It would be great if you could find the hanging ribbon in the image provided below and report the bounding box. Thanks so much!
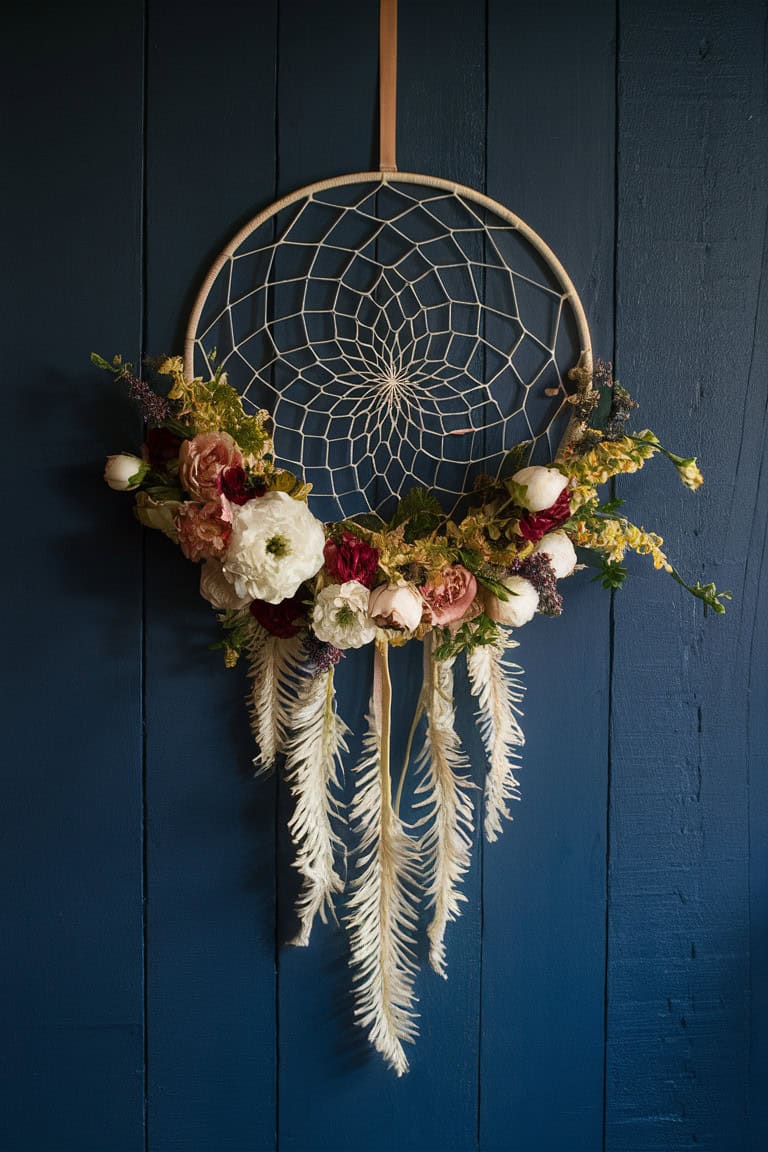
[379,0,398,172]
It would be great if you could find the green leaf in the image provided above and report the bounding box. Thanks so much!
[389,487,443,542]
[499,441,533,478]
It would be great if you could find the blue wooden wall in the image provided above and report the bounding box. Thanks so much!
[2,1,766,1149]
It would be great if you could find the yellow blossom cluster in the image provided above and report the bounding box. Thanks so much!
[559,432,659,488]
[571,516,672,572]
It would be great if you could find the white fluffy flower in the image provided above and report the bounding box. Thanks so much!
[484,576,539,627]
[312,581,376,649]
[533,530,577,579]
[511,465,569,512]
[199,559,252,610]
[222,490,325,604]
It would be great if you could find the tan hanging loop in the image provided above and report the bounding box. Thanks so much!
[379,0,398,172]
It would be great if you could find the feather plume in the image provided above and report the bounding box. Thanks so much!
[415,651,475,978]
[245,621,305,773]
[466,630,526,842]
[284,667,349,946]
[346,707,422,1077]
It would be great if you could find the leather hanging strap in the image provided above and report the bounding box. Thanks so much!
[379,0,398,172]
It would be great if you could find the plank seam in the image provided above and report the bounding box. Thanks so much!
[140,0,150,1148]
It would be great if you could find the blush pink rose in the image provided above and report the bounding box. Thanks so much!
[368,582,424,632]
[420,565,478,626]
[178,432,243,501]
[176,495,233,562]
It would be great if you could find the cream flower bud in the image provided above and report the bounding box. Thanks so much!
[199,559,252,610]
[134,492,181,541]
[533,530,578,579]
[511,465,569,512]
[104,453,148,491]
[484,576,539,627]
[368,582,424,632]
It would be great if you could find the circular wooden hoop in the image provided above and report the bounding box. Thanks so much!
[184,171,594,452]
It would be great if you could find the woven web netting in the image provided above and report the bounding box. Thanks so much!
[188,178,584,523]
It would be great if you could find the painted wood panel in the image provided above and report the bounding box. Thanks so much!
[0,2,146,1149]
[481,3,616,1149]
[143,4,279,1149]
[606,1,767,1148]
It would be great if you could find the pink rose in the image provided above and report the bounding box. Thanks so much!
[178,432,243,501]
[176,495,233,562]
[368,582,424,632]
[421,565,478,626]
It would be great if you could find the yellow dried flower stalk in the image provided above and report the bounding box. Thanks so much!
[571,516,672,573]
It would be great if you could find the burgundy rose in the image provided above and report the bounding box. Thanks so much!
[517,486,571,543]
[219,465,265,506]
[249,588,308,638]
[323,531,380,588]
[144,426,182,471]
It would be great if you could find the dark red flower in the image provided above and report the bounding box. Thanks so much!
[517,487,571,543]
[144,426,182,471]
[249,589,307,638]
[323,531,380,588]
[219,465,266,506]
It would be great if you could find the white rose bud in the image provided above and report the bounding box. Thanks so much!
[104,453,149,491]
[200,559,252,610]
[511,465,569,512]
[533,530,577,579]
[484,576,539,627]
[368,582,424,632]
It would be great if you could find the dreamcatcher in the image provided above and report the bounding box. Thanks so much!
[100,0,719,1077]
[182,0,593,1076]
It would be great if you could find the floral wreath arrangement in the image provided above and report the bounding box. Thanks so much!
[97,350,728,1075]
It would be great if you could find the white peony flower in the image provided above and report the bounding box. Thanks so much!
[104,453,148,491]
[368,582,424,633]
[199,559,252,610]
[221,490,325,604]
[533,530,577,579]
[312,581,377,649]
[511,465,569,512]
[484,575,539,627]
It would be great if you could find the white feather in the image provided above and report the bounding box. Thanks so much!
[346,709,421,1077]
[245,621,305,773]
[414,652,475,978]
[284,667,349,947]
[466,629,526,842]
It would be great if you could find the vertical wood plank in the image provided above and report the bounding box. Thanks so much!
[274,1,487,1147]
[143,3,278,1148]
[607,1,767,1148]
[481,3,616,1149]
[0,2,146,1149]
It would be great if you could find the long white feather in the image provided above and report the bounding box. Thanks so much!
[346,708,421,1077]
[245,621,305,773]
[285,667,349,947]
[466,629,526,842]
[414,652,475,978]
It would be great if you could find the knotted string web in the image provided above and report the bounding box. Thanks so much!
[186,175,588,523]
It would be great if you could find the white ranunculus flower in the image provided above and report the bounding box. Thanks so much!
[511,465,569,512]
[484,575,539,627]
[104,453,148,491]
[312,581,377,649]
[222,490,325,604]
[533,530,577,579]
[199,559,252,610]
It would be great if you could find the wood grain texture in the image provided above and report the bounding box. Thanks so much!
[143,3,279,1149]
[606,2,768,1148]
[481,3,616,1149]
[0,2,146,1149]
